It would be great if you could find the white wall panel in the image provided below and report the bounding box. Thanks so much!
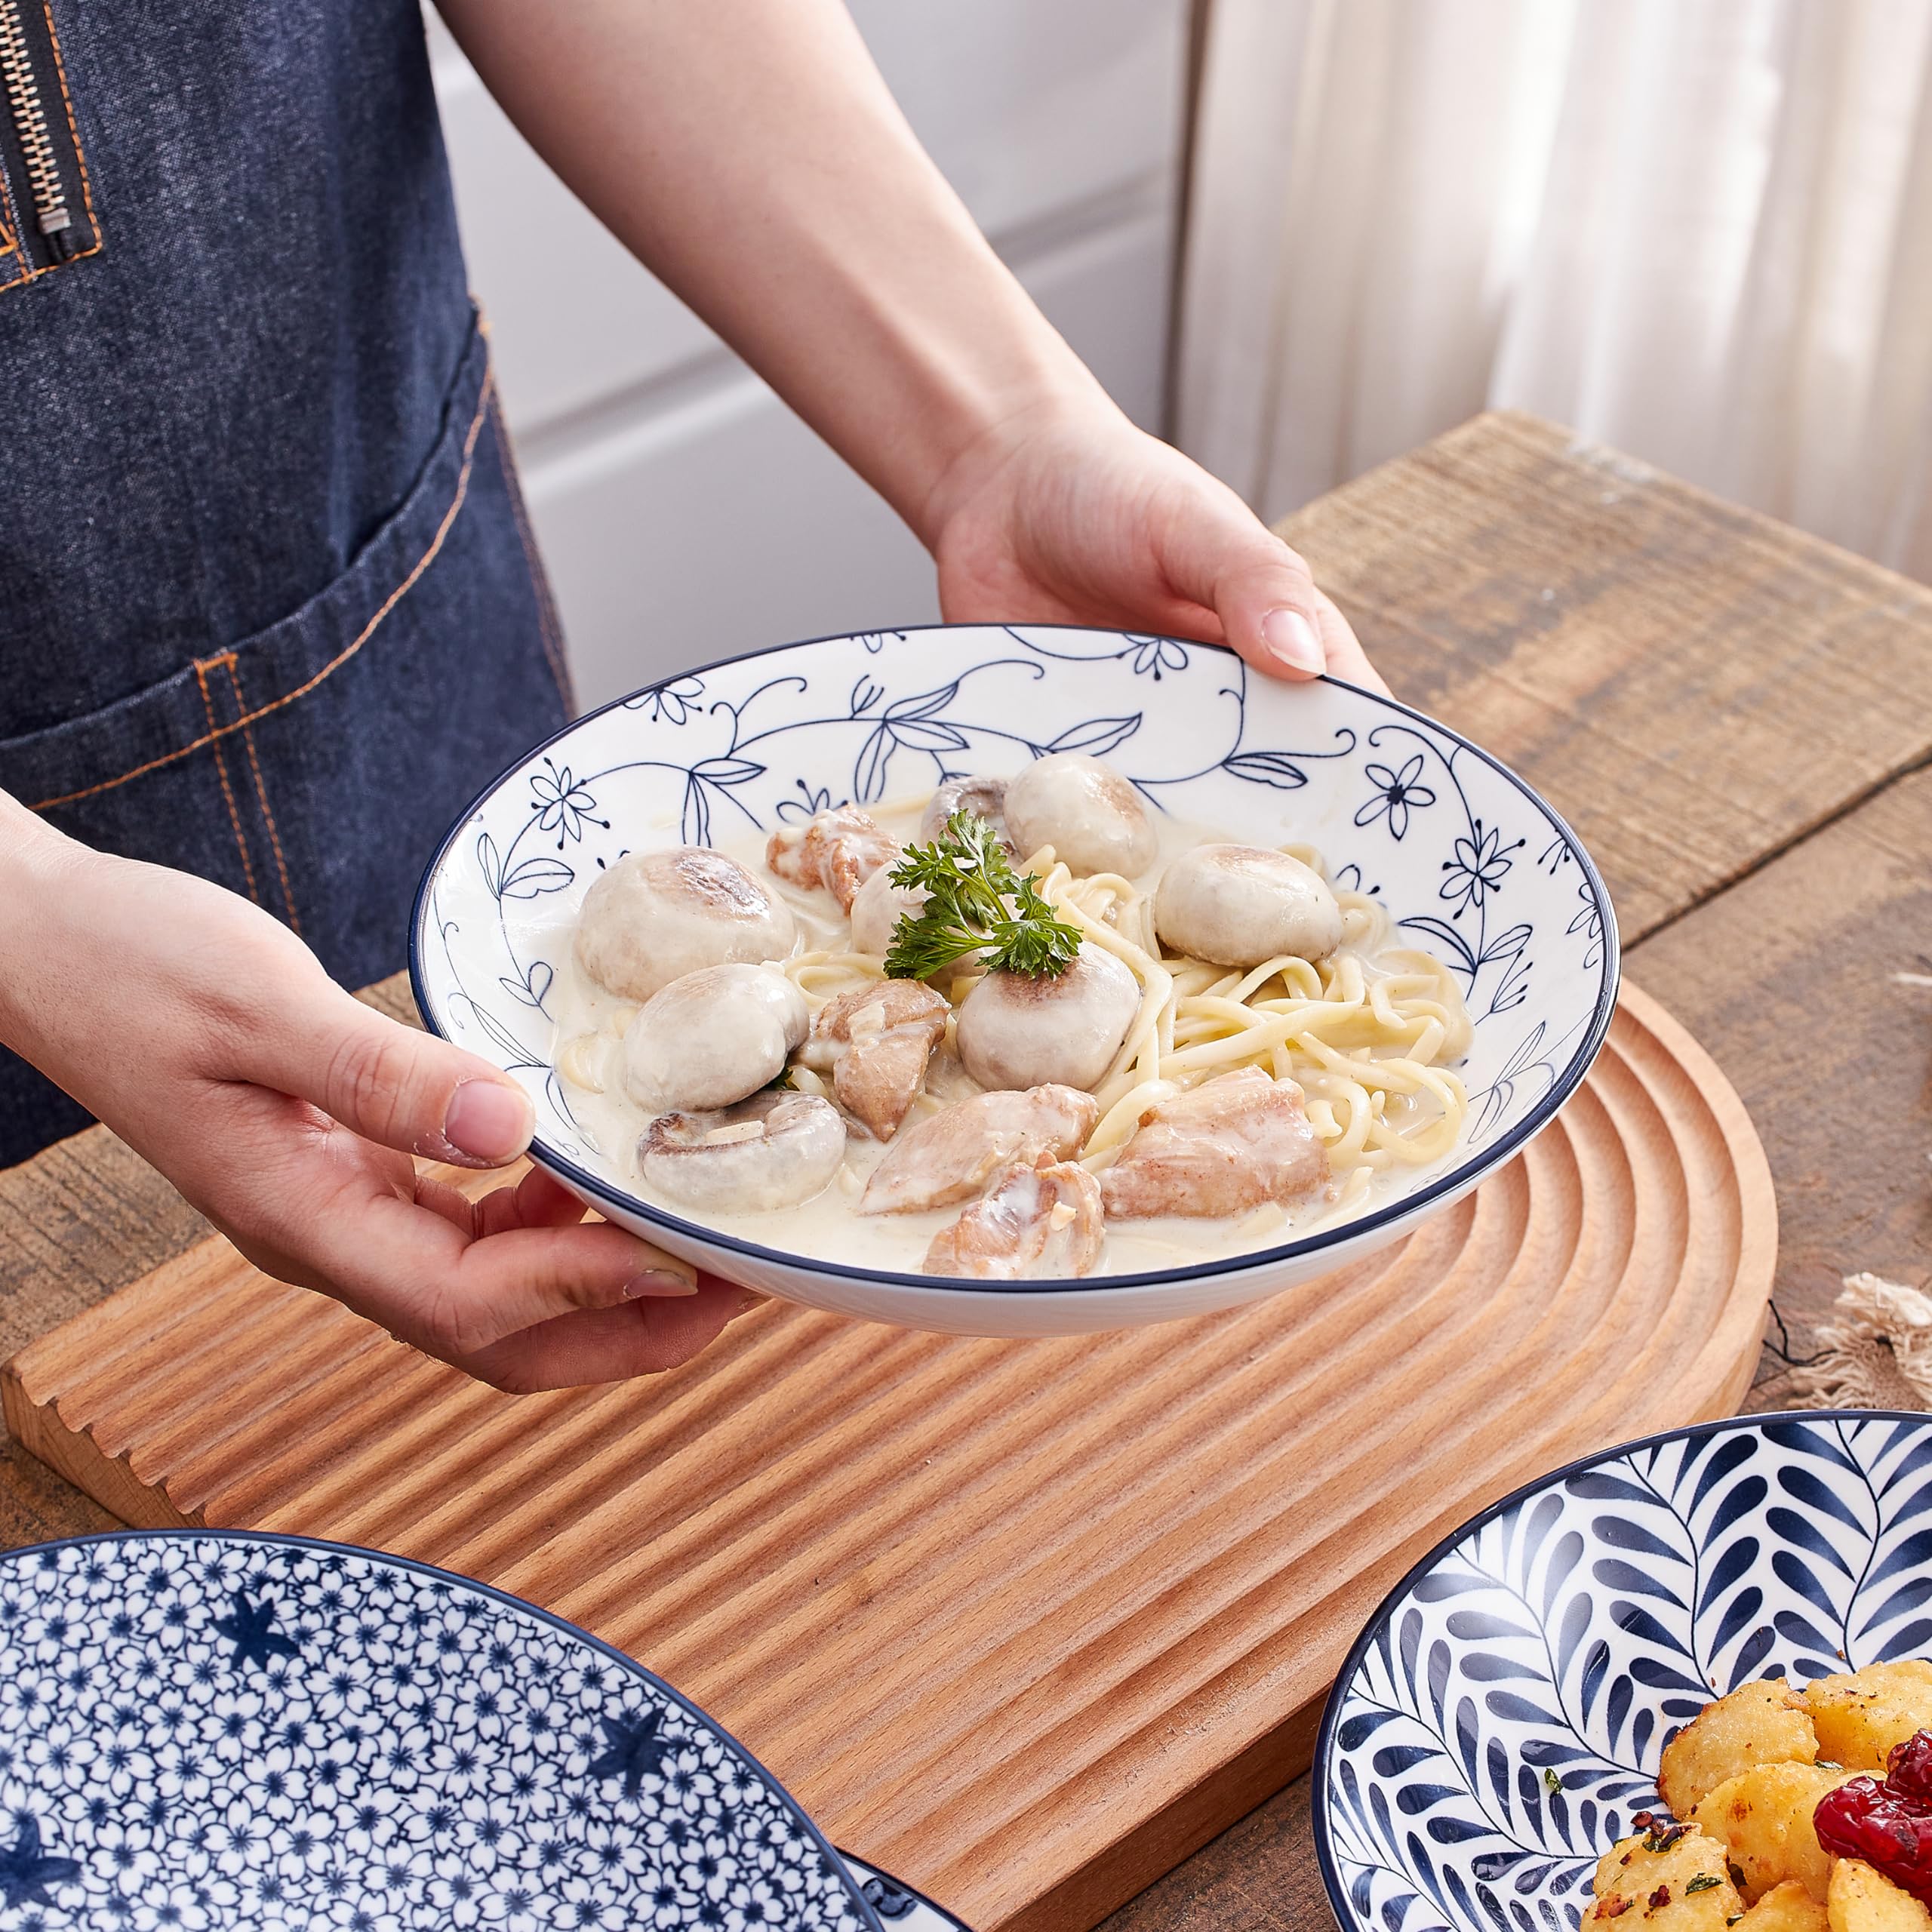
[528,205,1177,706]
[427,3,1187,706]
[430,3,1185,437]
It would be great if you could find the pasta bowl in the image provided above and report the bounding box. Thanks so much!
[410,624,1617,1336]
[1315,1412,1932,1932]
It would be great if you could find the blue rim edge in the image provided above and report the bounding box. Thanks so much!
[1307,1407,1932,1932]
[834,1851,971,1930]
[0,1524,887,1932]
[407,622,1623,1295]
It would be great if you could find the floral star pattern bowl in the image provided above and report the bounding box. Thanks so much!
[1315,1412,1932,1932]
[409,625,1619,1337]
[0,1529,896,1931]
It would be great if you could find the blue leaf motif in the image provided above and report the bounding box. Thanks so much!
[1696,1536,1761,1616]
[497,855,575,901]
[1223,749,1310,790]
[497,960,555,1014]
[1043,714,1143,758]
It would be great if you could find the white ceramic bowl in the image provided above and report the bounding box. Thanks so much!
[410,625,1618,1336]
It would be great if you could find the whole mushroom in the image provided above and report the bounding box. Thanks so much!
[955,941,1140,1093]
[1002,753,1158,877]
[574,848,795,1002]
[920,776,1010,848]
[848,861,927,957]
[1153,844,1341,967]
[620,963,808,1113]
[641,1090,847,1213]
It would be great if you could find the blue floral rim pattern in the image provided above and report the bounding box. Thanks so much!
[1312,1411,1932,1932]
[408,624,1621,1294]
[0,1527,882,1931]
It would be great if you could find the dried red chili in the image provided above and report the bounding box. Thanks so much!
[1814,1730,1932,1905]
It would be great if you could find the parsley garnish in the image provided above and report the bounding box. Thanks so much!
[1543,1768,1561,1794]
[1685,1875,1722,1894]
[883,810,1081,982]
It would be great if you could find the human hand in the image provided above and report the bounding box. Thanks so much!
[0,804,751,1392]
[922,391,1383,692]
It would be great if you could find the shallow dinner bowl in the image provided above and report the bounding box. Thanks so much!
[410,624,1617,1336]
[1315,1412,1932,1932]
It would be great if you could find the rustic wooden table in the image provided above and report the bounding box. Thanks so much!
[2,411,1927,1927]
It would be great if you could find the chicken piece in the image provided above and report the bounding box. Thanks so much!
[1660,1678,1819,1816]
[859,1084,1097,1215]
[1099,1067,1332,1219]
[804,980,950,1141]
[766,806,897,912]
[924,1161,1105,1279]
[1588,1826,1744,1932]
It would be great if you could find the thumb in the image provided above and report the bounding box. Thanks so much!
[1158,499,1327,681]
[1211,543,1327,682]
[257,983,535,1166]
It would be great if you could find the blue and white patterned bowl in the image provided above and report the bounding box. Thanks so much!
[1315,1412,1932,1932]
[0,1528,966,1931]
[410,625,1618,1336]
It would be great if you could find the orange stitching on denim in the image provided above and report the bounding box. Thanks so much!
[40,1,99,242]
[223,655,302,935]
[29,370,496,811]
[488,390,574,711]
[194,657,260,904]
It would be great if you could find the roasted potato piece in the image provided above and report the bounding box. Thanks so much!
[1806,1664,1932,1772]
[1692,1764,1863,1903]
[1589,1828,1746,1930]
[1661,1680,1820,1815]
[1743,1880,1832,1932]
[1828,1860,1932,1932]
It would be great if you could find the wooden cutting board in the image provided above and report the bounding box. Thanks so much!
[2,982,1772,1932]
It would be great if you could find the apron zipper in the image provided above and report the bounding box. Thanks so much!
[0,0,72,257]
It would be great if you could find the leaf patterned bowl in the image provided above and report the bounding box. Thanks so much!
[409,626,1618,1336]
[1315,1412,1932,1932]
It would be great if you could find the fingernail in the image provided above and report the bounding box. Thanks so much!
[441,1079,533,1164]
[623,1271,700,1300]
[1260,608,1324,676]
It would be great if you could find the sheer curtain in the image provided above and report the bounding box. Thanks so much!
[1177,0,1932,581]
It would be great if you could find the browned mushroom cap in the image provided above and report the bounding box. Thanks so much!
[1152,844,1341,967]
[955,942,1139,1092]
[641,1090,847,1214]
[620,964,808,1113]
[574,848,795,1003]
[919,777,1011,848]
[1003,753,1158,875]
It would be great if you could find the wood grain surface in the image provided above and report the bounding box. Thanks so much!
[0,987,1774,1932]
[1,413,1927,1929]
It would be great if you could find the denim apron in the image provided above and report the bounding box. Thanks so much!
[0,1,574,1163]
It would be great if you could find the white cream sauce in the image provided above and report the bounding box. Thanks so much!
[551,799,1393,1277]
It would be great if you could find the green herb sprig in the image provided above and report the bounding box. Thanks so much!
[883,809,1081,982]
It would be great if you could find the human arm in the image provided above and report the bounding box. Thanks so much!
[0,793,750,1391]
[433,0,1379,688]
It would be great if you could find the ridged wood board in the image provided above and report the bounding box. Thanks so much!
[2,983,1774,1932]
